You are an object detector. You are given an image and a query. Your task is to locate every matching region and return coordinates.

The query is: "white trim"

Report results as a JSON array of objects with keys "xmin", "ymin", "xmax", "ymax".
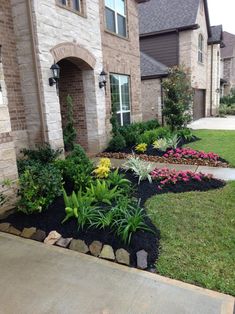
[{"xmin": 105, "ymin": 0, "xmax": 127, "ymax": 37}]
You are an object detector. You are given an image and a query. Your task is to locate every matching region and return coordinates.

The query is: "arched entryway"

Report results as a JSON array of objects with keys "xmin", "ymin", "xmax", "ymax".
[{"xmin": 58, "ymin": 58, "xmax": 88, "ymax": 150}]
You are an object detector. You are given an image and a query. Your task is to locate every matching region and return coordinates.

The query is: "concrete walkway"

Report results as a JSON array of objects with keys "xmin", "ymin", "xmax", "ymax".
[
  {"xmin": 93, "ymin": 158, "xmax": 235, "ymax": 181},
  {"xmin": 188, "ymin": 116, "xmax": 235, "ymax": 130},
  {"xmin": 0, "ymin": 232, "xmax": 234, "ymax": 314}
]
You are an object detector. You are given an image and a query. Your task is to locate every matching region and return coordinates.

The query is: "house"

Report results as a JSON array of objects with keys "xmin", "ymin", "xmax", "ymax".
[
  {"xmin": 220, "ymin": 31, "xmax": 235, "ymax": 96},
  {"xmin": 138, "ymin": 0, "xmax": 224, "ymax": 122},
  {"xmin": 0, "ymin": 0, "xmax": 146, "ymax": 213}
]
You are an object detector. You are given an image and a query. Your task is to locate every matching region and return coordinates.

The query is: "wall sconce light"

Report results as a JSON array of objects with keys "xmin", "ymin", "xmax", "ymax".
[
  {"xmin": 49, "ymin": 63, "xmax": 60, "ymax": 86},
  {"xmin": 99, "ymin": 70, "xmax": 107, "ymax": 89}
]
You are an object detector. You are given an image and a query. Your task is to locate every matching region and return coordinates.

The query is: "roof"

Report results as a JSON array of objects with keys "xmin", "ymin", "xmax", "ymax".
[
  {"xmin": 221, "ymin": 31, "xmax": 235, "ymax": 59},
  {"xmin": 140, "ymin": 52, "xmax": 168, "ymax": 79},
  {"xmin": 208, "ymin": 25, "xmax": 223, "ymax": 44}
]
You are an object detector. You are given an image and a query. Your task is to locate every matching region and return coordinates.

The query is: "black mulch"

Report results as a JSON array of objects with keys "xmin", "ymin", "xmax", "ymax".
[{"xmin": 0, "ymin": 169, "xmax": 226, "ymax": 269}]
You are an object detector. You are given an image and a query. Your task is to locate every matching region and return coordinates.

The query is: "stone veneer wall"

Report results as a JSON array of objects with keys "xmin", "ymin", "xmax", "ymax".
[
  {"xmin": 100, "ymin": 0, "xmax": 143, "ymax": 138},
  {"xmin": 30, "ymin": 0, "xmax": 106, "ymax": 153},
  {"xmin": 141, "ymin": 79, "xmax": 162, "ymax": 122}
]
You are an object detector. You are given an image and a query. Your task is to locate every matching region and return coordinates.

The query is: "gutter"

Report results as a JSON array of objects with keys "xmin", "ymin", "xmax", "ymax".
[
  {"xmin": 26, "ymin": 0, "xmax": 48, "ymax": 143},
  {"xmin": 140, "ymin": 24, "xmax": 200, "ymax": 38},
  {"xmin": 210, "ymin": 44, "xmax": 213, "ymax": 116}
]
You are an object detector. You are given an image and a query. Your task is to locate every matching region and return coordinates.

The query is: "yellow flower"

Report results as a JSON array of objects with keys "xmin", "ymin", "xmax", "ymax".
[
  {"xmin": 135, "ymin": 143, "xmax": 147, "ymax": 153},
  {"xmin": 98, "ymin": 158, "xmax": 111, "ymax": 168},
  {"xmin": 93, "ymin": 165, "xmax": 110, "ymax": 179}
]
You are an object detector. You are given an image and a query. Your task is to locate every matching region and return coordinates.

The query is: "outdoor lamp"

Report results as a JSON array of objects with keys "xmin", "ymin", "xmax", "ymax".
[
  {"xmin": 49, "ymin": 63, "xmax": 60, "ymax": 86},
  {"xmin": 99, "ymin": 70, "xmax": 107, "ymax": 89}
]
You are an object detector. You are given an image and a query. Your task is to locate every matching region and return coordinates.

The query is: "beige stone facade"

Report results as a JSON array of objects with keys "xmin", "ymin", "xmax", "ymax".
[{"xmin": 0, "ymin": 0, "xmax": 144, "ymax": 213}]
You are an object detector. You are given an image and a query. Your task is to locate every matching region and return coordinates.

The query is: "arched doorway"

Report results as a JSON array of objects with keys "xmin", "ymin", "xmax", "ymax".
[{"xmin": 58, "ymin": 58, "xmax": 88, "ymax": 150}]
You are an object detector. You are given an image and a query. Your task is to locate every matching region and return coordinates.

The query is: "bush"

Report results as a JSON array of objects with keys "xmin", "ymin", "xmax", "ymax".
[
  {"xmin": 220, "ymin": 89, "xmax": 235, "ymax": 105},
  {"xmin": 18, "ymin": 163, "xmax": 63, "ymax": 214},
  {"xmin": 177, "ymin": 128, "xmax": 194, "ymax": 142},
  {"xmin": 20, "ymin": 143, "xmax": 62, "ymax": 164},
  {"xmin": 137, "ymin": 127, "xmax": 171, "ymax": 145},
  {"xmin": 63, "ymin": 95, "xmax": 77, "ymax": 151},
  {"xmin": 219, "ymin": 104, "xmax": 235, "ymax": 116},
  {"xmin": 108, "ymin": 133, "xmax": 126, "ymax": 151}
]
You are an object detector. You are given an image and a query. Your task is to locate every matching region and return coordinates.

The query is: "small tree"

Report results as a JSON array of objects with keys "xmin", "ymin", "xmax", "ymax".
[
  {"xmin": 162, "ymin": 66, "xmax": 193, "ymax": 131},
  {"xmin": 63, "ymin": 95, "xmax": 77, "ymax": 151}
]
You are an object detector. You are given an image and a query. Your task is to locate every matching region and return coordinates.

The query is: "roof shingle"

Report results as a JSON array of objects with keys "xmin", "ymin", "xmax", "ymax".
[{"xmin": 140, "ymin": 52, "xmax": 168, "ymax": 78}]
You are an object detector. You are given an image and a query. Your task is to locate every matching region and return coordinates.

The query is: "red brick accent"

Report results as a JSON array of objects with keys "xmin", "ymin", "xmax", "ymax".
[
  {"xmin": 0, "ymin": 1, "xmax": 27, "ymax": 132},
  {"xmin": 58, "ymin": 59, "xmax": 88, "ymax": 150}
]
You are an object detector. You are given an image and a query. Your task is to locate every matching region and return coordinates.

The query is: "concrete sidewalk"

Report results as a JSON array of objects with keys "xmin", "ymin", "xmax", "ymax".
[
  {"xmin": 93, "ymin": 158, "xmax": 235, "ymax": 181},
  {"xmin": 188, "ymin": 116, "xmax": 235, "ymax": 130},
  {"xmin": 0, "ymin": 232, "xmax": 234, "ymax": 314}
]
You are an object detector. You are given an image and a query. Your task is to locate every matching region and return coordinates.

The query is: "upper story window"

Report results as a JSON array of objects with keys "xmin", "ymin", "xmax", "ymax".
[
  {"xmin": 198, "ymin": 34, "xmax": 204, "ymax": 63},
  {"xmin": 105, "ymin": 0, "xmax": 127, "ymax": 38},
  {"xmin": 57, "ymin": 0, "xmax": 82, "ymax": 13}
]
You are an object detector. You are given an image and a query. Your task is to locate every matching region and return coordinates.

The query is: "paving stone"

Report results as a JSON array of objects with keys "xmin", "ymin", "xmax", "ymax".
[
  {"xmin": 0, "ymin": 223, "xmax": 10, "ymax": 232},
  {"xmin": 136, "ymin": 250, "xmax": 148, "ymax": 270},
  {"xmin": 31, "ymin": 229, "xmax": 46, "ymax": 242},
  {"xmin": 115, "ymin": 248, "xmax": 130, "ymax": 266},
  {"xmin": 56, "ymin": 237, "xmax": 73, "ymax": 248},
  {"xmin": 89, "ymin": 241, "xmax": 103, "ymax": 257},
  {"xmin": 8, "ymin": 226, "xmax": 21, "ymax": 236},
  {"xmin": 69, "ymin": 239, "xmax": 89, "ymax": 254},
  {"xmin": 44, "ymin": 231, "xmax": 61, "ymax": 245},
  {"xmin": 99, "ymin": 245, "xmax": 115, "ymax": 261},
  {"xmin": 21, "ymin": 227, "xmax": 37, "ymax": 239}
]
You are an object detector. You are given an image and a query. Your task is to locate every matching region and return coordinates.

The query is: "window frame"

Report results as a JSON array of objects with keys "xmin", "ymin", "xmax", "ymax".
[
  {"xmin": 198, "ymin": 34, "xmax": 204, "ymax": 64},
  {"xmin": 56, "ymin": 0, "xmax": 84, "ymax": 16},
  {"xmin": 104, "ymin": 0, "xmax": 127, "ymax": 38},
  {"xmin": 110, "ymin": 73, "xmax": 131, "ymax": 126}
]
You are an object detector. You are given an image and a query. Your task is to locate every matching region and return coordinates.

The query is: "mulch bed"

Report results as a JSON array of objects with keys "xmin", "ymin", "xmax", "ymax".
[
  {"xmin": 98, "ymin": 136, "xmax": 229, "ymax": 168},
  {"xmin": 0, "ymin": 171, "xmax": 226, "ymax": 269}
]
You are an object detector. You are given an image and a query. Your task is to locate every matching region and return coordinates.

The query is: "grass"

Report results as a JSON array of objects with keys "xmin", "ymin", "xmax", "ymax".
[
  {"xmin": 146, "ymin": 181, "xmax": 235, "ymax": 296},
  {"xmin": 184, "ymin": 130, "xmax": 235, "ymax": 167}
]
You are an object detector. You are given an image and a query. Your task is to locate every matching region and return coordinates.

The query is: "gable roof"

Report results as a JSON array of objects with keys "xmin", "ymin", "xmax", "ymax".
[
  {"xmin": 208, "ymin": 25, "xmax": 223, "ymax": 45},
  {"xmin": 140, "ymin": 52, "xmax": 168, "ymax": 79},
  {"xmin": 139, "ymin": 0, "xmax": 211, "ymax": 37},
  {"xmin": 221, "ymin": 31, "xmax": 235, "ymax": 59}
]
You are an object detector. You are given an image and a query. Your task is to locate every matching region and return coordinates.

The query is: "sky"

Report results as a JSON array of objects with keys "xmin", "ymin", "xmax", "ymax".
[{"xmin": 207, "ymin": 0, "xmax": 235, "ymax": 34}]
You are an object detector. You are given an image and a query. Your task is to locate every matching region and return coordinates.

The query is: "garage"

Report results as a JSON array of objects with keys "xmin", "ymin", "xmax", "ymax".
[{"xmin": 193, "ymin": 89, "xmax": 206, "ymax": 120}]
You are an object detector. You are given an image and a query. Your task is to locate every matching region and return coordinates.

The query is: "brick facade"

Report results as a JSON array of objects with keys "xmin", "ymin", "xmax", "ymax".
[
  {"xmin": 141, "ymin": 79, "xmax": 162, "ymax": 122},
  {"xmin": 100, "ymin": 0, "xmax": 143, "ymax": 138}
]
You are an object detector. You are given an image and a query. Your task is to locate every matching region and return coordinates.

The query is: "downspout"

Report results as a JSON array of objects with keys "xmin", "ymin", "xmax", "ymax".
[
  {"xmin": 160, "ymin": 78, "xmax": 164, "ymax": 126},
  {"xmin": 210, "ymin": 44, "xmax": 214, "ymax": 116},
  {"xmin": 26, "ymin": 0, "xmax": 48, "ymax": 143}
]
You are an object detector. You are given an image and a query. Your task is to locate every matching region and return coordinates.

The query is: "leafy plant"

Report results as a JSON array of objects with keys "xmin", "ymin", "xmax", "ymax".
[
  {"xmin": 162, "ymin": 66, "xmax": 193, "ymax": 131},
  {"xmin": 18, "ymin": 164, "xmax": 63, "ymax": 214},
  {"xmin": 107, "ymin": 169, "xmax": 131, "ymax": 192},
  {"xmin": 167, "ymin": 134, "xmax": 179, "ymax": 149},
  {"xmin": 135, "ymin": 143, "xmax": 147, "ymax": 153},
  {"xmin": 177, "ymin": 128, "xmax": 194, "ymax": 142},
  {"xmin": 20, "ymin": 143, "xmax": 62, "ymax": 164},
  {"xmin": 153, "ymin": 138, "xmax": 169, "ymax": 151},
  {"xmin": 62, "ymin": 189, "xmax": 98, "ymax": 229},
  {"xmin": 114, "ymin": 204, "xmax": 154, "ymax": 244},
  {"xmin": 63, "ymin": 95, "xmax": 77, "ymax": 151},
  {"xmin": 86, "ymin": 180, "xmax": 121, "ymax": 205},
  {"xmin": 137, "ymin": 127, "xmax": 171, "ymax": 145},
  {"xmin": 124, "ymin": 156, "xmax": 154, "ymax": 184},
  {"xmin": 91, "ymin": 210, "xmax": 114, "ymax": 230},
  {"xmin": 93, "ymin": 158, "xmax": 111, "ymax": 179}
]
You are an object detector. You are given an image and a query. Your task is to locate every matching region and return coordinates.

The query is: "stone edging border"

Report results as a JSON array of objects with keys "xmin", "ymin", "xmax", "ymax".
[{"xmin": 0, "ymin": 223, "xmax": 149, "ymax": 270}]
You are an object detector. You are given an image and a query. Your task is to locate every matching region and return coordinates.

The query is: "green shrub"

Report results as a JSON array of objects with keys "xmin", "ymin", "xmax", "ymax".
[
  {"xmin": 219, "ymin": 104, "xmax": 235, "ymax": 116},
  {"xmin": 18, "ymin": 164, "xmax": 63, "ymax": 214},
  {"xmin": 137, "ymin": 127, "xmax": 171, "ymax": 145},
  {"xmin": 106, "ymin": 169, "xmax": 131, "ymax": 191},
  {"xmin": 108, "ymin": 133, "xmax": 126, "ymax": 151},
  {"xmin": 20, "ymin": 143, "xmax": 62, "ymax": 164},
  {"xmin": 220, "ymin": 89, "xmax": 235, "ymax": 105},
  {"xmin": 177, "ymin": 128, "xmax": 194, "ymax": 142},
  {"xmin": 86, "ymin": 180, "xmax": 121, "ymax": 205}
]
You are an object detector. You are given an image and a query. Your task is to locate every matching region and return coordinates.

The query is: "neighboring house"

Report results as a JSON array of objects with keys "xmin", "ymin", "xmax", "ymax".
[
  {"xmin": 139, "ymin": 0, "xmax": 224, "ymax": 122},
  {"xmin": 0, "ymin": 0, "xmax": 145, "ymax": 213},
  {"xmin": 221, "ymin": 31, "xmax": 235, "ymax": 96}
]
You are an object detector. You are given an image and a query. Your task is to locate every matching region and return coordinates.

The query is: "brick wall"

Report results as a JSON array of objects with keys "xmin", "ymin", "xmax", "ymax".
[
  {"xmin": 58, "ymin": 59, "xmax": 88, "ymax": 150},
  {"xmin": 100, "ymin": 0, "xmax": 142, "ymax": 138},
  {"xmin": 141, "ymin": 79, "xmax": 162, "ymax": 122}
]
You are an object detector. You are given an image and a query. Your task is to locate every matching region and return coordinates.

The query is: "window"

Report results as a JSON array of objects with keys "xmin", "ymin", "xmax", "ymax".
[
  {"xmin": 110, "ymin": 74, "xmax": 131, "ymax": 126},
  {"xmin": 57, "ymin": 0, "xmax": 81, "ymax": 13},
  {"xmin": 198, "ymin": 34, "xmax": 204, "ymax": 63},
  {"xmin": 105, "ymin": 0, "xmax": 127, "ymax": 37}
]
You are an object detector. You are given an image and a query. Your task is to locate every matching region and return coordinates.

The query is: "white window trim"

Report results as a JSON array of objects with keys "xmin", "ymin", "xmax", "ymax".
[
  {"xmin": 105, "ymin": 0, "xmax": 127, "ymax": 37},
  {"xmin": 110, "ymin": 74, "xmax": 131, "ymax": 126}
]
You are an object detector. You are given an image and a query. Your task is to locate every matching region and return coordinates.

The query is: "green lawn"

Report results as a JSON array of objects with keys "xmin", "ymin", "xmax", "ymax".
[
  {"xmin": 146, "ymin": 182, "xmax": 235, "ymax": 296},
  {"xmin": 184, "ymin": 130, "xmax": 235, "ymax": 167}
]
